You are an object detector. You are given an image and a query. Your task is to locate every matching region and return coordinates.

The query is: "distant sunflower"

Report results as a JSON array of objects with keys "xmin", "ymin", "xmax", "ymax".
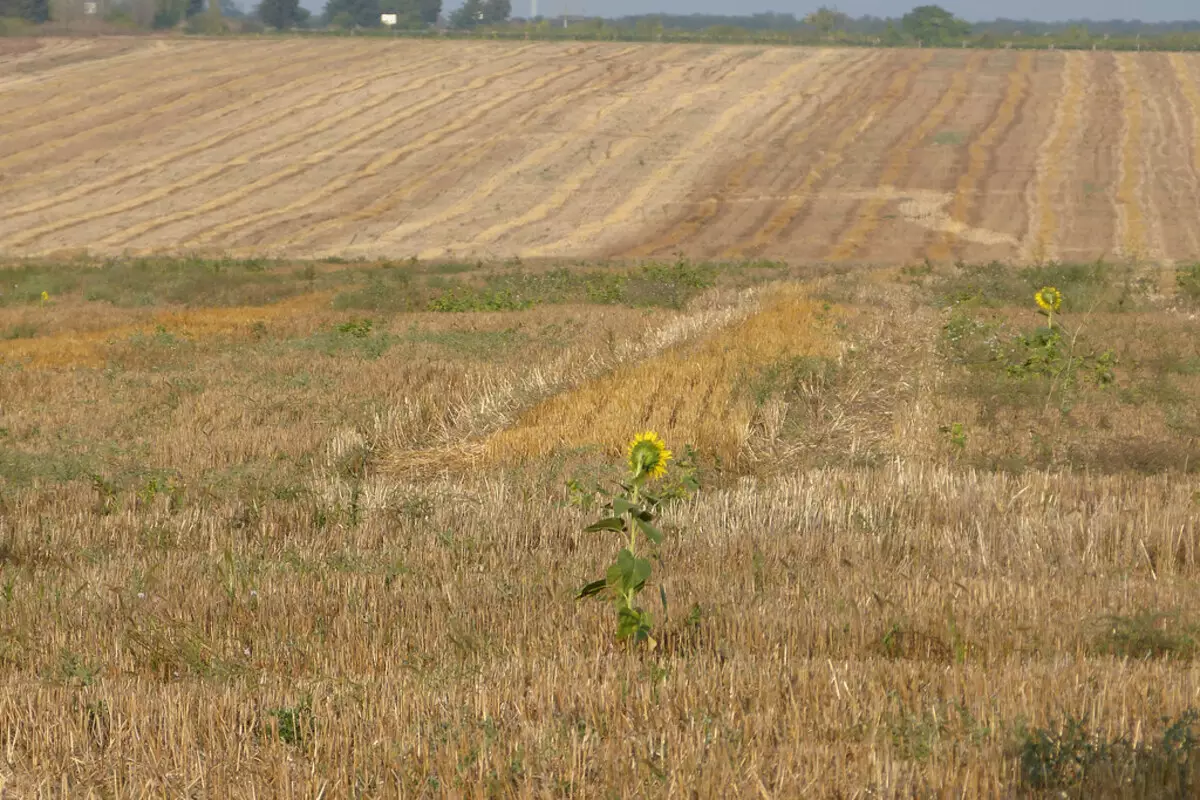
[
  {"xmin": 627, "ymin": 432, "xmax": 672, "ymax": 480},
  {"xmin": 1035, "ymin": 286, "xmax": 1062, "ymax": 313}
]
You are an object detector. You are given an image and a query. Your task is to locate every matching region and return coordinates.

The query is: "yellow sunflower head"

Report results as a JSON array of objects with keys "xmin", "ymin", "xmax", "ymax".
[
  {"xmin": 1034, "ymin": 286, "xmax": 1062, "ymax": 313},
  {"xmin": 40, "ymin": 291, "xmax": 49, "ymax": 302},
  {"xmin": 627, "ymin": 431, "xmax": 672, "ymax": 481}
]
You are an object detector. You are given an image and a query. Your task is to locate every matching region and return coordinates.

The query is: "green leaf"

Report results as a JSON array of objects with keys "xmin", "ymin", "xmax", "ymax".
[
  {"xmin": 612, "ymin": 497, "xmax": 637, "ymax": 516},
  {"xmin": 616, "ymin": 606, "xmax": 654, "ymax": 642},
  {"xmin": 631, "ymin": 556, "xmax": 652, "ymax": 590},
  {"xmin": 635, "ymin": 517, "xmax": 663, "ymax": 545},
  {"xmin": 577, "ymin": 578, "xmax": 608, "ymax": 600},
  {"xmin": 585, "ymin": 517, "xmax": 624, "ymax": 533},
  {"xmin": 606, "ymin": 549, "xmax": 652, "ymax": 594}
]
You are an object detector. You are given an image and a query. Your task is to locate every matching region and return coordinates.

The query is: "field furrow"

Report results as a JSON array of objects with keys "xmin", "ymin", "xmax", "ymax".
[
  {"xmin": 926, "ymin": 52, "xmax": 1033, "ymax": 262},
  {"xmin": 267, "ymin": 45, "xmax": 697, "ymax": 253},
  {"xmin": 181, "ymin": 46, "xmax": 651, "ymax": 251},
  {"xmin": 619, "ymin": 50, "xmax": 886, "ymax": 259},
  {"xmin": 0, "ymin": 46, "xmax": 462, "ymax": 217},
  {"xmin": 0, "ymin": 40, "xmax": 1196, "ymax": 264},
  {"xmin": 1024, "ymin": 52, "xmax": 1087, "ymax": 263}
]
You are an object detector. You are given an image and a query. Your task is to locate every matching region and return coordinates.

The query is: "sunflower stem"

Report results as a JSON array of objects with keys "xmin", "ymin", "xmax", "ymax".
[{"xmin": 627, "ymin": 481, "xmax": 640, "ymax": 554}]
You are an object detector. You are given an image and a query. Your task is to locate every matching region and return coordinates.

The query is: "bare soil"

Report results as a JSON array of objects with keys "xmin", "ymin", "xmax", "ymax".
[{"xmin": 2, "ymin": 38, "xmax": 1198, "ymax": 264}]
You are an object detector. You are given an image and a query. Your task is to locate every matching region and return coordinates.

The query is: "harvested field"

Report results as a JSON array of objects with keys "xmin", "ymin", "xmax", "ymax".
[
  {"xmin": 2, "ymin": 38, "xmax": 1200, "ymax": 263},
  {"xmin": 3, "ymin": 255, "xmax": 1200, "ymax": 795}
]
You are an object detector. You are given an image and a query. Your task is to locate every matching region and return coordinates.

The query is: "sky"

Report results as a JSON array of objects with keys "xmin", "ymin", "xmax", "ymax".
[{"xmin": 490, "ymin": 1, "xmax": 1197, "ymax": 23}]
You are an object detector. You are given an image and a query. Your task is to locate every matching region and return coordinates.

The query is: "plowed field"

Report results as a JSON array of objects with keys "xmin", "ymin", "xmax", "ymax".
[{"xmin": 4, "ymin": 37, "xmax": 1200, "ymax": 264}]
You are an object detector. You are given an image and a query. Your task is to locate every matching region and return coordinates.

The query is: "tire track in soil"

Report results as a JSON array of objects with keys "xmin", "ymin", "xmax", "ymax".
[
  {"xmin": 0, "ymin": 40, "xmax": 373, "ymax": 153},
  {"xmin": 0, "ymin": 43, "xmax": 364, "ymax": 174},
  {"xmin": 827, "ymin": 50, "xmax": 987, "ymax": 263},
  {"xmin": 413, "ymin": 48, "xmax": 783, "ymax": 261},
  {"xmin": 0, "ymin": 41, "xmax": 292, "ymax": 140},
  {"xmin": 185, "ymin": 46, "xmax": 651, "ymax": 251},
  {"xmin": 1023, "ymin": 52, "xmax": 1087, "ymax": 264},
  {"xmin": 350, "ymin": 47, "xmax": 812, "ymax": 260},
  {"xmin": 0, "ymin": 46, "xmax": 260, "ymax": 165},
  {"xmin": 1113, "ymin": 53, "xmax": 1153, "ymax": 261},
  {"xmin": 136, "ymin": 56, "xmax": 597, "ymax": 252},
  {"xmin": 728, "ymin": 52, "xmax": 938, "ymax": 260},
  {"xmin": 926, "ymin": 52, "xmax": 1034, "ymax": 263},
  {"xmin": 614, "ymin": 49, "xmax": 886, "ymax": 259},
  {"xmin": 517, "ymin": 50, "xmax": 840, "ymax": 260},
  {"xmin": 1055, "ymin": 53, "xmax": 1121, "ymax": 264},
  {"xmin": 259, "ymin": 46, "xmax": 694, "ymax": 254},
  {"xmin": 0, "ymin": 48, "xmax": 547, "ymax": 251},
  {"xmin": 0, "ymin": 39, "xmax": 207, "ymax": 100},
  {"xmin": 1130, "ymin": 54, "xmax": 1178, "ymax": 263},
  {"xmin": 1155, "ymin": 54, "xmax": 1200, "ymax": 258},
  {"xmin": 0, "ymin": 47, "xmax": 471, "ymax": 219},
  {"xmin": 725, "ymin": 51, "xmax": 934, "ymax": 260},
  {"xmin": 0, "ymin": 41, "xmax": 230, "ymax": 128}
]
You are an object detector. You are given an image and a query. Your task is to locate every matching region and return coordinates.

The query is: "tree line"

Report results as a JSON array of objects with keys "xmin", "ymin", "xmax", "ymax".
[{"xmin": 4, "ymin": 1, "xmax": 1200, "ymax": 50}]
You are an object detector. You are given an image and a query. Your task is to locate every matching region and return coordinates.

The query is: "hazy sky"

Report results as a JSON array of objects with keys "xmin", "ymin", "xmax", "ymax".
[{"xmin": 491, "ymin": 2, "xmax": 1197, "ymax": 23}]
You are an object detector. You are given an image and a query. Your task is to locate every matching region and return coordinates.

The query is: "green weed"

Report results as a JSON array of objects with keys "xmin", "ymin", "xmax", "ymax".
[{"xmin": 1093, "ymin": 610, "xmax": 1199, "ymax": 660}]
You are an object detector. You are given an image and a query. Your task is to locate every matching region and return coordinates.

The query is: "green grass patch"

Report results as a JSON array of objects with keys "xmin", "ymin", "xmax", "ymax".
[
  {"xmin": 426, "ymin": 262, "xmax": 719, "ymax": 313},
  {"xmin": 1177, "ymin": 263, "xmax": 1200, "ymax": 305},
  {"xmin": 0, "ymin": 256, "xmax": 316, "ymax": 308},
  {"xmin": 292, "ymin": 318, "xmax": 396, "ymax": 360},
  {"xmin": 929, "ymin": 261, "xmax": 1152, "ymax": 312}
]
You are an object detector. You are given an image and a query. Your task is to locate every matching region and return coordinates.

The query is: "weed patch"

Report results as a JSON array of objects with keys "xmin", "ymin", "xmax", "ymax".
[
  {"xmin": 1017, "ymin": 711, "xmax": 1200, "ymax": 795},
  {"xmin": 930, "ymin": 261, "xmax": 1151, "ymax": 312},
  {"xmin": 1092, "ymin": 610, "xmax": 1199, "ymax": 660}
]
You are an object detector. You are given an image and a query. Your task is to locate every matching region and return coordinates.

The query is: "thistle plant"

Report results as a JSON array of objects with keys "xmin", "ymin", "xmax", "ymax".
[{"xmin": 577, "ymin": 432, "xmax": 673, "ymax": 648}]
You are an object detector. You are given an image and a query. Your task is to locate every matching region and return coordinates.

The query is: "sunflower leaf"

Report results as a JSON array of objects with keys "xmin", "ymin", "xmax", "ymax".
[
  {"xmin": 635, "ymin": 517, "xmax": 663, "ymax": 544},
  {"xmin": 577, "ymin": 579, "xmax": 608, "ymax": 600},
  {"xmin": 585, "ymin": 517, "xmax": 625, "ymax": 533},
  {"xmin": 612, "ymin": 498, "xmax": 637, "ymax": 516}
]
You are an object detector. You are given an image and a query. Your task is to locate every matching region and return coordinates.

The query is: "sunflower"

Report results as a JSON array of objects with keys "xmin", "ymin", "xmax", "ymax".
[
  {"xmin": 627, "ymin": 431, "xmax": 672, "ymax": 480},
  {"xmin": 40, "ymin": 291, "xmax": 49, "ymax": 303},
  {"xmin": 1034, "ymin": 286, "xmax": 1063, "ymax": 313}
]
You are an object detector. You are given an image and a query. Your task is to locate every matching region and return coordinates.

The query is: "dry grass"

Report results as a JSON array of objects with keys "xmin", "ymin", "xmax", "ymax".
[
  {"xmin": 2, "ymin": 256, "xmax": 1200, "ymax": 796},
  {"xmin": 481, "ymin": 286, "xmax": 835, "ymax": 469}
]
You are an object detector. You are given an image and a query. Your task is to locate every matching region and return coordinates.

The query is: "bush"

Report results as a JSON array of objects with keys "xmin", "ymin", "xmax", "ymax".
[
  {"xmin": 1017, "ymin": 711, "xmax": 1200, "ymax": 794},
  {"xmin": 1178, "ymin": 264, "xmax": 1200, "ymax": 305}
]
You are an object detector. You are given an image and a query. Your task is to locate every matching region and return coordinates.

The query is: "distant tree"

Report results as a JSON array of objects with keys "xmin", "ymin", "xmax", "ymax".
[
  {"xmin": 481, "ymin": 0, "xmax": 507, "ymax": 24},
  {"xmin": 324, "ymin": 0, "xmax": 378, "ymax": 27},
  {"xmin": 186, "ymin": 0, "xmax": 204, "ymax": 15},
  {"xmin": 152, "ymin": 0, "xmax": 184, "ymax": 28},
  {"xmin": 450, "ymin": 0, "xmax": 506, "ymax": 28},
  {"xmin": 28, "ymin": 0, "xmax": 49, "ymax": 22},
  {"xmin": 803, "ymin": 6, "xmax": 848, "ymax": 37},
  {"xmin": 257, "ymin": 0, "xmax": 298, "ymax": 28},
  {"xmin": 0, "ymin": 0, "xmax": 50, "ymax": 22},
  {"xmin": 448, "ymin": 0, "xmax": 481, "ymax": 27},
  {"xmin": 415, "ymin": 0, "xmax": 438, "ymax": 25},
  {"xmin": 901, "ymin": 5, "xmax": 969, "ymax": 45}
]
